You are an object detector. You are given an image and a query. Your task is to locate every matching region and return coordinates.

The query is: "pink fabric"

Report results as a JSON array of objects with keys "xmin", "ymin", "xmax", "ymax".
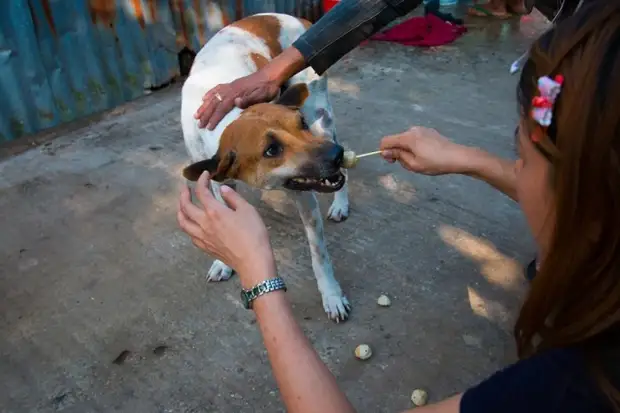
[{"xmin": 370, "ymin": 14, "xmax": 467, "ymax": 47}]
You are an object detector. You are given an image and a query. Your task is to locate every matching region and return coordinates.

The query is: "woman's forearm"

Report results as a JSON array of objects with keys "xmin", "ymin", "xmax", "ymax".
[
  {"xmin": 252, "ymin": 284, "xmax": 463, "ymax": 413},
  {"xmin": 460, "ymin": 147, "xmax": 518, "ymax": 201},
  {"xmin": 251, "ymin": 285, "xmax": 356, "ymax": 413}
]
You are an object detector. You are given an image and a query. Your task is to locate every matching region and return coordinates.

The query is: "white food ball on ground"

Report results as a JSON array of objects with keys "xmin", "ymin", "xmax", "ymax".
[
  {"xmin": 377, "ymin": 294, "xmax": 391, "ymax": 307},
  {"xmin": 411, "ymin": 389, "xmax": 428, "ymax": 406},
  {"xmin": 354, "ymin": 344, "xmax": 372, "ymax": 360}
]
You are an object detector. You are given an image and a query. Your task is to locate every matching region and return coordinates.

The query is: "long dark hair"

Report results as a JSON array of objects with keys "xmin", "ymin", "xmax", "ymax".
[{"xmin": 515, "ymin": 1, "xmax": 620, "ymax": 409}]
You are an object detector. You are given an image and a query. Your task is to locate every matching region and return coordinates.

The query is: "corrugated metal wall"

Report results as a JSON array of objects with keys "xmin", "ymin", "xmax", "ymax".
[{"xmin": 0, "ymin": 0, "xmax": 322, "ymax": 142}]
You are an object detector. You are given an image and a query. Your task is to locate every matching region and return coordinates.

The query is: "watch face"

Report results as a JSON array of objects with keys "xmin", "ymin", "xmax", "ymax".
[{"xmin": 240, "ymin": 290, "xmax": 250, "ymax": 309}]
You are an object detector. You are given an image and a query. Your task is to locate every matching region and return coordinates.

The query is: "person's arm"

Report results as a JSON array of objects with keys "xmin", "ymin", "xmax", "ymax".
[
  {"xmin": 380, "ymin": 127, "xmax": 518, "ymax": 202},
  {"xmin": 178, "ymin": 174, "xmax": 462, "ymax": 413},
  {"xmin": 197, "ymin": 0, "xmax": 424, "ymax": 129},
  {"xmin": 293, "ymin": 0, "xmax": 424, "ymax": 76},
  {"xmin": 250, "ymin": 274, "xmax": 461, "ymax": 413},
  {"xmin": 250, "ymin": 288, "xmax": 357, "ymax": 413},
  {"xmin": 459, "ymin": 147, "xmax": 518, "ymax": 202}
]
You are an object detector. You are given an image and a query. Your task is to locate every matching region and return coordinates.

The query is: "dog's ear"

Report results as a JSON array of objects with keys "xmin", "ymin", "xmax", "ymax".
[
  {"xmin": 182, "ymin": 152, "xmax": 237, "ymax": 182},
  {"xmin": 275, "ymin": 83, "xmax": 309, "ymax": 109}
]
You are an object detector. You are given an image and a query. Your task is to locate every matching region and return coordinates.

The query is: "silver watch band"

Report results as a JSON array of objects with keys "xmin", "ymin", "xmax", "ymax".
[{"xmin": 241, "ymin": 277, "xmax": 287, "ymax": 309}]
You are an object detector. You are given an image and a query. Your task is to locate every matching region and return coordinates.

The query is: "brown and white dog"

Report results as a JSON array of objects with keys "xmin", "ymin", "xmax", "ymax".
[{"xmin": 180, "ymin": 13, "xmax": 351, "ymax": 321}]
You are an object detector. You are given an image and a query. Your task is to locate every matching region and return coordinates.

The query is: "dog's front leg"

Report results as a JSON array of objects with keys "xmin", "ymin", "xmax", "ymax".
[
  {"xmin": 294, "ymin": 192, "xmax": 350, "ymax": 322},
  {"xmin": 203, "ymin": 180, "xmax": 234, "ymax": 282}
]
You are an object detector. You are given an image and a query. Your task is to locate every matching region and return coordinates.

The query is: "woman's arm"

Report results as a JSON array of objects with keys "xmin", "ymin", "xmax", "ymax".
[
  {"xmin": 251, "ymin": 288, "xmax": 357, "ymax": 413},
  {"xmin": 380, "ymin": 127, "xmax": 518, "ymax": 202},
  {"xmin": 459, "ymin": 147, "xmax": 518, "ymax": 202},
  {"xmin": 178, "ymin": 174, "xmax": 463, "ymax": 413},
  {"xmin": 249, "ymin": 272, "xmax": 463, "ymax": 413},
  {"xmin": 249, "ymin": 274, "xmax": 463, "ymax": 413}
]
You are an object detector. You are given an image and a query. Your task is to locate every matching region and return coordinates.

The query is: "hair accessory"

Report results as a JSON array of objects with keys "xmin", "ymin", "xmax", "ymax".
[{"xmin": 531, "ymin": 75, "xmax": 564, "ymax": 128}]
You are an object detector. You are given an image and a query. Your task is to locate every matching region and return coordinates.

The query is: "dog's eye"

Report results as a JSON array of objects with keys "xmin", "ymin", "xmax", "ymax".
[{"xmin": 264, "ymin": 142, "xmax": 283, "ymax": 158}]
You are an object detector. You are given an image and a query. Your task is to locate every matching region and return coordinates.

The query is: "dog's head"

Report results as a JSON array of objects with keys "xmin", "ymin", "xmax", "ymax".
[{"xmin": 183, "ymin": 83, "xmax": 345, "ymax": 192}]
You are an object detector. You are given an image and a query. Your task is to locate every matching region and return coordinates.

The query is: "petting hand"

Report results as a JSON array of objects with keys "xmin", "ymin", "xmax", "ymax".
[
  {"xmin": 195, "ymin": 71, "xmax": 281, "ymax": 130},
  {"xmin": 380, "ymin": 126, "xmax": 469, "ymax": 175},
  {"xmin": 177, "ymin": 173, "xmax": 276, "ymax": 287}
]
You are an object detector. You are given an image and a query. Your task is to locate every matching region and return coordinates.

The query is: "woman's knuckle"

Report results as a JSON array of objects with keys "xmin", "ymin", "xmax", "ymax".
[{"xmin": 206, "ymin": 207, "xmax": 219, "ymax": 219}]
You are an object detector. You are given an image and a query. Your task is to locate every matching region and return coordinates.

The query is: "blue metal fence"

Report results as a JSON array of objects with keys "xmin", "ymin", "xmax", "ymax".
[{"xmin": 0, "ymin": 0, "xmax": 321, "ymax": 142}]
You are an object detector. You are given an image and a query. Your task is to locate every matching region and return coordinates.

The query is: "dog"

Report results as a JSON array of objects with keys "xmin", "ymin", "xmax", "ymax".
[{"xmin": 180, "ymin": 13, "xmax": 351, "ymax": 322}]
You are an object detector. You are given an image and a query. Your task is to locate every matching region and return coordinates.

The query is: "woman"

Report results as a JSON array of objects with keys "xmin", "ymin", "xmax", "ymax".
[{"xmin": 179, "ymin": 2, "xmax": 620, "ymax": 411}]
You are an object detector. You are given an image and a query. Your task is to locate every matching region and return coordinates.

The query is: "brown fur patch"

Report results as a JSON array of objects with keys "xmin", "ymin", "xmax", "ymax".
[
  {"xmin": 250, "ymin": 52, "xmax": 270, "ymax": 70},
  {"xmin": 298, "ymin": 18, "xmax": 313, "ymax": 30},
  {"xmin": 276, "ymin": 83, "xmax": 310, "ymax": 109},
  {"xmin": 230, "ymin": 15, "xmax": 282, "ymax": 58},
  {"xmin": 212, "ymin": 89, "xmax": 319, "ymax": 186}
]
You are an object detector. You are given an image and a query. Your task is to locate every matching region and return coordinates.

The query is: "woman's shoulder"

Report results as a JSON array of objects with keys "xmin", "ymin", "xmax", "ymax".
[{"xmin": 460, "ymin": 347, "xmax": 614, "ymax": 413}]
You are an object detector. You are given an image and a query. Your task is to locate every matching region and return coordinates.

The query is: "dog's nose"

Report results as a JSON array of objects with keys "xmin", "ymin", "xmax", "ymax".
[{"xmin": 324, "ymin": 143, "xmax": 344, "ymax": 167}]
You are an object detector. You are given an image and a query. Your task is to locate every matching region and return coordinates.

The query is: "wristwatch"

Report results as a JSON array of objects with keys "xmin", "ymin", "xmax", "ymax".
[{"xmin": 240, "ymin": 277, "xmax": 287, "ymax": 309}]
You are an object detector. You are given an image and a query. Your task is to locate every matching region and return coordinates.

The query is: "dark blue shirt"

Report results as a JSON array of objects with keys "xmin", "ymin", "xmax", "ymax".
[{"xmin": 461, "ymin": 348, "xmax": 614, "ymax": 412}]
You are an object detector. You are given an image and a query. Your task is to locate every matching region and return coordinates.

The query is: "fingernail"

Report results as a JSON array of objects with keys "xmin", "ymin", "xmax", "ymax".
[{"xmin": 220, "ymin": 185, "xmax": 231, "ymax": 193}]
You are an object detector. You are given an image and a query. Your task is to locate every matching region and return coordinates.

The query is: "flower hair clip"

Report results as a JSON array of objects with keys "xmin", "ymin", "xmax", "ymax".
[{"xmin": 531, "ymin": 74, "xmax": 564, "ymax": 131}]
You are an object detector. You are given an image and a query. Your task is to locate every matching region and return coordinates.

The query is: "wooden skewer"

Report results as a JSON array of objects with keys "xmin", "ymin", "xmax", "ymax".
[
  {"xmin": 342, "ymin": 150, "xmax": 383, "ymax": 168},
  {"xmin": 355, "ymin": 150, "xmax": 383, "ymax": 159}
]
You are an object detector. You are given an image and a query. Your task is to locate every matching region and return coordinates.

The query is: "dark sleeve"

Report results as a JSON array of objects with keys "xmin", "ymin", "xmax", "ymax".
[
  {"xmin": 460, "ymin": 348, "xmax": 609, "ymax": 413},
  {"xmin": 293, "ymin": 0, "xmax": 424, "ymax": 75}
]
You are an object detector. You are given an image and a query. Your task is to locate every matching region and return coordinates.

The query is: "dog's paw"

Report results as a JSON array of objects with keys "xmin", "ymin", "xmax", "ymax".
[
  {"xmin": 206, "ymin": 260, "xmax": 234, "ymax": 282},
  {"xmin": 327, "ymin": 199, "xmax": 349, "ymax": 222},
  {"xmin": 322, "ymin": 294, "xmax": 351, "ymax": 323}
]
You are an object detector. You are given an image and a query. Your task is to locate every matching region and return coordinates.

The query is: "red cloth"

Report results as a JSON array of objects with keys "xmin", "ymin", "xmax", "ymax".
[{"xmin": 370, "ymin": 14, "xmax": 466, "ymax": 47}]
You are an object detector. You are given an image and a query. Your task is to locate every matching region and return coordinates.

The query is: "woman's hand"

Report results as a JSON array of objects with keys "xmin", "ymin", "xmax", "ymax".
[
  {"xmin": 177, "ymin": 172, "xmax": 276, "ymax": 287},
  {"xmin": 195, "ymin": 70, "xmax": 281, "ymax": 130},
  {"xmin": 380, "ymin": 126, "xmax": 470, "ymax": 175}
]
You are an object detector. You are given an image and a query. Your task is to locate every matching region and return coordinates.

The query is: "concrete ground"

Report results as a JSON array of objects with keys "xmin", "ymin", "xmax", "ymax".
[{"xmin": 1, "ymin": 10, "xmax": 550, "ymax": 413}]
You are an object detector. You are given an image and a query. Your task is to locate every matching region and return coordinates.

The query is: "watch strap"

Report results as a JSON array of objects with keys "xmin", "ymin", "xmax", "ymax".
[{"xmin": 241, "ymin": 277, "xmax": 287, "ymax": 309}]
